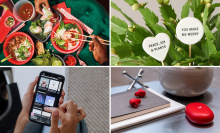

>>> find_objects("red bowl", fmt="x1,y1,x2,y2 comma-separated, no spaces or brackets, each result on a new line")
64,55,77,66
51,20,84,54
3,32,35,65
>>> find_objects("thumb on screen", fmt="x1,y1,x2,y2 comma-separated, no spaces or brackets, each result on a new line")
50,109,59,133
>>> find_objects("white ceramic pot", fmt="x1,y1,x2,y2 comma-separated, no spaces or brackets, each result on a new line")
159,67,213,97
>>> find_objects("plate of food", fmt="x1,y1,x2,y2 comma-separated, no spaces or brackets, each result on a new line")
51,20,84,54
29,7,61,42
3,32,34,65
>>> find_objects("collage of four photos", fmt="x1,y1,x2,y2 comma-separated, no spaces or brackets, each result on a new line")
1,0,220,133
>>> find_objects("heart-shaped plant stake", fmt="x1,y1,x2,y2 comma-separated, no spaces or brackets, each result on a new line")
142,33,170,66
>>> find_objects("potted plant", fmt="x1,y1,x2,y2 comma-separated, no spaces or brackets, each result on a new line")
111,0,220,66
158,67,213,97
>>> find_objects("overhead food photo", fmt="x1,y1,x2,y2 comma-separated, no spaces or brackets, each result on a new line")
0,0,110,66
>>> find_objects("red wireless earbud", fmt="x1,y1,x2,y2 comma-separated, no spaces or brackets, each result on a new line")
129,98,141,108
135,89,146,97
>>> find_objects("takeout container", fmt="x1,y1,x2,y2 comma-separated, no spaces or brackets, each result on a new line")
28,8,62,43
51,53,65,66
51,20,84,54
13,0,36,22
3,32,35,65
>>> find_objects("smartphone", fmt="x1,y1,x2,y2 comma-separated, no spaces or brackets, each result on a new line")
29,71,65,126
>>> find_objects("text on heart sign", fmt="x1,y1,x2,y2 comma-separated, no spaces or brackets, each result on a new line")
149,40,166,52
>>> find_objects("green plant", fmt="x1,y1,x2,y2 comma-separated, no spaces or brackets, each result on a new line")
111,0,220,66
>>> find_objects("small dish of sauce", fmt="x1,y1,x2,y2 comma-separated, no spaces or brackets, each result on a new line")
18,3,33,21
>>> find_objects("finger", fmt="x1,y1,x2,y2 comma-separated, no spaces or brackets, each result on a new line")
90,35,96,38
59,100,75,114
44,0,50,10
61,90,65,96
44,107,66,121
50,109,59,133
27,76,39,95
59,105,66,113
96,36,105,44
59,97,64,104
41,3,45,8
89,45,94,51
35,6,44,15
77,108,86,122
93,37,102,47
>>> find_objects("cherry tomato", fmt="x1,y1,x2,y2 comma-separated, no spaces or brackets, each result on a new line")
64,43,68,47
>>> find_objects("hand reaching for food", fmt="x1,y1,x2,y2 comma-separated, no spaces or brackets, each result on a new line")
89,35,109,65
34,0,50,15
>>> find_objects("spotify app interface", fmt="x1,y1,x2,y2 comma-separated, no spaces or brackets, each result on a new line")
30,72,64,125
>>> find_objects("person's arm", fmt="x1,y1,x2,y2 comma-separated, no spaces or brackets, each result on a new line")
89,35,109,65
14,77,66,133
14,77,39,133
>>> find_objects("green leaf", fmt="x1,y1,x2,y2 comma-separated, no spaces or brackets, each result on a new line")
164,22,176,36
138,7,159,25
213,30,220,51
111,56,119,66
121,62,139,66
210,51,220,60
181,57,200,64
139,56,162,66
147,24,173,39
124,0,138,6
111,1,136,24
127,25,152,44
160,5,176,22
216,15,220,30
181,1,190,19
175,46,188,58
111,1,121,11
190,0,200,12
204,25,214,41
115,42,131,58
111,16,128,35
209,14,220,25
111,31,125,47
168,41,182,61
131,43,147,56
201,40,217,58
194,4,205,20
203,6,209,25
57,21,64,32
191,45,204,57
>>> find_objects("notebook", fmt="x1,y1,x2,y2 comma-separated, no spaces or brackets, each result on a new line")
111,89,170,123
111,88,185,131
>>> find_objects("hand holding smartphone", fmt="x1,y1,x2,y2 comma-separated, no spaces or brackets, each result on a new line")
29,71,65,126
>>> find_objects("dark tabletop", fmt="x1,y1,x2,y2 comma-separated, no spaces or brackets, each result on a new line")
111,81,220,133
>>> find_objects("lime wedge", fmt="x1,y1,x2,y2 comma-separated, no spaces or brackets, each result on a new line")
52,60,62,66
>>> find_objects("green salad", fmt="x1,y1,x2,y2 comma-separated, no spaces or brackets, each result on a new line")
52,21,81,50
31,50,62,66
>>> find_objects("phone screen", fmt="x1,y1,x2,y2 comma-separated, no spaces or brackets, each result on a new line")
29,71,65,126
